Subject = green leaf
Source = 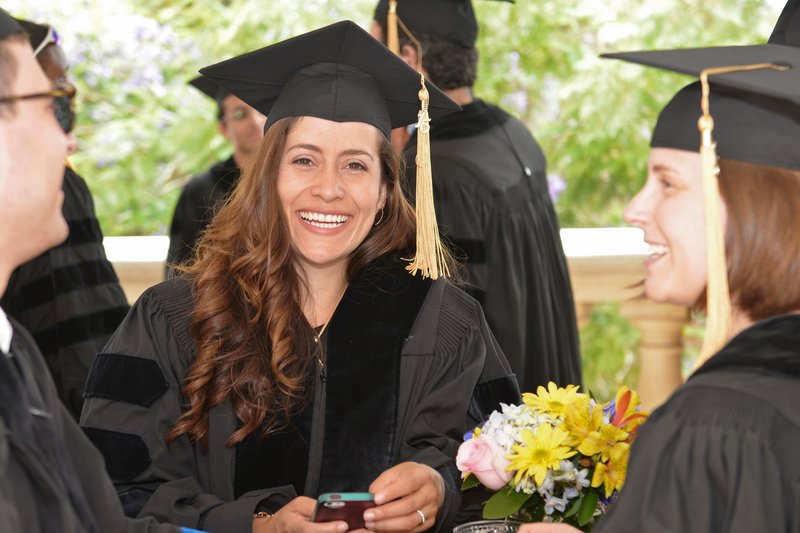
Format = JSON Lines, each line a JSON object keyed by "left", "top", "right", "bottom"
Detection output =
{"left": 461, "top": 474, "right": 480, "bottom": 491}
{"left": 483, "top": 487, "right": 532, "bottom": 519}
{"left": 577, "top": 490, "right": 600, "bottom": 527}
{"left": 564, "top": 494, "right": 583, "bottom": 518}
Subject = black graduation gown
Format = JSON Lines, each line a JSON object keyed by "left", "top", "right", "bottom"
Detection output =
{"left": 166, "top": 156, "right": 240, "bottom": 272}
{"left": 0, "top": 315, "right": 178, "bottom": 533}
{"left": 1, "top": 166, "right": 130, "bottom": 419}
{"left": 80, "top": 256, "right": 520, "bottom": 533}
{"left": 595, "top": 314, "right": 800, "bottom": 533}
{"left": 403, "top": 99, "right": 581, "bottom": 392}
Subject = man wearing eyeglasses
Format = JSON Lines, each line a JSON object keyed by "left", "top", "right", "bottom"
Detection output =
{"left": 0, "top": 17, "right": 130, "bottom": 422}
{"left": 165, "top": 77, "right": 266, "bottom": 274}
{"left": 0, "top": 10, "right": 186, "bottom": 533}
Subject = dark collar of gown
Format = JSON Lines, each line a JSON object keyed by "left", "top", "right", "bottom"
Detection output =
{"left": 690, "top": 313, "right": 800, "bottom": 381}
{"left": 407, "top": 98, "right": 511, "bottom": 143}
{"left": 234, "top": 254, "right": 432, "bottom": 496}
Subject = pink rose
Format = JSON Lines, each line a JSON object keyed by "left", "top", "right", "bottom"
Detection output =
{"left": 456, "top": 434, "right": 512, "bottom": 490}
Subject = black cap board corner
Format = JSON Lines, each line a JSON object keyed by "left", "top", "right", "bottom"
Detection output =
{"left": 0, "top": 9, "right": 23, "bottom": 40}
{"left": 188, "top": 75, "right": 231, "bottom": 106}
{"left": 199, "top": 20, "right": 461, "bottom": 137}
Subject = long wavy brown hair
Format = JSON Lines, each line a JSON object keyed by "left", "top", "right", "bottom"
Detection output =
{"left": 168, "top": 117, "right": 429, "bottom": 449}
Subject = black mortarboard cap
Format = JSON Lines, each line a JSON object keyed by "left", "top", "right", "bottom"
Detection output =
{"left": 188, "top": 76, "right": 230, "bottom": 106}
{"left": 373, "top": 0, "right": 512, "bottom": 49}
{"left": 602, "top": 44, "right": 800, "bottom": 170}
{"left": 770, "top": 0, "right": 800, "bottom": 46}
{"left": 200, "top": 20, "right": 460, "bottom": 137}
{"left": 0, "top": 9, "right": 22, "bottom": 40}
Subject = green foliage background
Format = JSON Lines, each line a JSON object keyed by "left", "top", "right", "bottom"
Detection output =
{"left": 8, "top": 0, "right": 783, "bottom": 397}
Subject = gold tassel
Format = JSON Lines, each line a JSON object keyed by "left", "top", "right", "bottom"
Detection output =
{"left": 406, "top": 74, "right": 449, "bottom": 280}
{"left": 691, "top": 63, "right": 786, "bottom": 370}
{"left": 695, "top": 111, "right": 731, "bottom": 368}
{"left": 387, "top": 0, "right": 399, "bottom": 55}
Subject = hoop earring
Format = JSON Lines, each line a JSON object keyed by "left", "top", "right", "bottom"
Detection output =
{"left": 373, "top": 208, "right": 384, "bottom": 226}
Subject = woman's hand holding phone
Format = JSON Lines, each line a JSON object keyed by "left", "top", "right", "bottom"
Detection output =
{"left": 363, "top": 462, "right": 445, "bottom": 532}
{"left": 252, "top": 496, "right": 349, "bottom": 533}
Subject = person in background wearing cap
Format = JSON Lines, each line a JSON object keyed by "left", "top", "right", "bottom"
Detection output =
{"left": 522, "top": 2, "right": 800, "bottom": 532}
{"left": 166, "top": 77, "right": 266, "bottom": 275}
{"left": 80, "top": 20, "right": 520, "bottom": 533}
{"left": 0, "top": 9, "right": 186, "bottom": 533}
{"left": 371, "top": 0, "right": 582, "bottom": 394}
{"left": 0, "top": 17, "right": 130, "bottom": 421}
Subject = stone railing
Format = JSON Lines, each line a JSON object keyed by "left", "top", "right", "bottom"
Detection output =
{"left": 104, "top": 228, "right": 689, "bottom": 411}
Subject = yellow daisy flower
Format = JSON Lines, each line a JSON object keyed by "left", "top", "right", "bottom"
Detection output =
{"left": 523, "top": 382, "right": 581, "bottom": 418}
{"left": 562, "top": 395, "right": 604, "bottom": 449}
{"left": 507, "top": 424, "right": 576, "bottom": 486}
{"left": 592, "top": 456, "right": 628, "bottom": 497}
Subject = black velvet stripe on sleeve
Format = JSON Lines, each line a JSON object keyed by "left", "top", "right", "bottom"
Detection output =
{"left": 12, "top": 259, "right": 122, "bottom": 308}
{"left": 32, "top": 305, "right": 130, "bottom": 354}
{"left": 82, "top": 426, "right": 152, "bottom": 481}
{"left": 84, "top": 353, "right": 169, "bottom": 407}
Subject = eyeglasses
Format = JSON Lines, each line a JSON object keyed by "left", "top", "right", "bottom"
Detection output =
{"left": 222, "top": 107, "right": 264, "bottom": 122}
{"left": 33, "top": 25, "right": 61, "bottom": 57}
{"left": 0, "top": 81, "right": 77, "bottom": 133}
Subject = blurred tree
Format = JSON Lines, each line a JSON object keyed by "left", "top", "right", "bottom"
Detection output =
{"left": 7, "top": 0, "right": 780, "bottom": 233}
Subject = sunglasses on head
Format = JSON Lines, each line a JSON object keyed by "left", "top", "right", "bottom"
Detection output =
{"left": 0, "top": 80, "right": 77, "bottom": 133}
{"left": 33, "top": 25, "right": 61, "bottom": 57}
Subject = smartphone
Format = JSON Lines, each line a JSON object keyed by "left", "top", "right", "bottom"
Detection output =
{"left": 312, "top": 492, "right": 376, "bottom": 530}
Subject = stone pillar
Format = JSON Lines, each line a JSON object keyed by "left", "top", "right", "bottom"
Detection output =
{"left": 619, "top": 300, "right": 689, "bottom": 411}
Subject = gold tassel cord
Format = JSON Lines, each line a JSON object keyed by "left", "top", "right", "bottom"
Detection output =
{"left": 693, "top": 62, "right": 788, "bottom": 369}
{"left": 406, "top": 74, "right": 449, "bottom": 280}
{"left": 387, "top": 0, "right": 399, "bottom": 55}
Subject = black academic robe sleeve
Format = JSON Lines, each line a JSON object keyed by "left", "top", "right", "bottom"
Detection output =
{"left": 400, "top": 281, "right": 520, "bottom": 529}
{"left": 594, "top": 384, "right": 800, "bottom": 533}
{"left": 1, "top": 320, "right": 178, "bottom": 533}
{"left": 80, "top": 284, "right": 293, "bottom": 533}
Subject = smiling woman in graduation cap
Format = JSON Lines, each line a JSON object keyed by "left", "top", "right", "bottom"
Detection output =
{"left": 521, "top": 6, "right": 800, "bottom": 533}
{"left": 79, "top": 20, "right": 520, "bottom": 533}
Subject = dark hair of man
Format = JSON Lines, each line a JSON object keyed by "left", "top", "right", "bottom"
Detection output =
{"left": 401, "top": 32, "right": 478, "bottom": 90}
{"left": 715, "top": 158, "right": 800, "bottom": 321}
{"left": 0, "top": 32, "right": 26, "bottom": 117}
{"left": 168, "top": 116, "right": 438, "bottom": 449}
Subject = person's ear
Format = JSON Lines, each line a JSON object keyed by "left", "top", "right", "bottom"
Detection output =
{"left": 399, "top": 43, "right": 420, "bottom": 71}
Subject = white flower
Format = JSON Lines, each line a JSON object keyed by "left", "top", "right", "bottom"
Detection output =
{"left": 575, "top": 468, "right": 591, "bottom": 488}
{"left": 544, "top": 495, "right": 568, "bottom": 515}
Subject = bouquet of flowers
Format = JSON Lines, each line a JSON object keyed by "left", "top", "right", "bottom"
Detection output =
{"left": 456, "top": 382, "right": 649, "bottom": 531}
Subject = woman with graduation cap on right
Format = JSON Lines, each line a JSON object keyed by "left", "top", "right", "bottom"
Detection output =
{"left": 522, "top": 2, "right": 800, "bottom": 532}
{"left": 80, "top": 20, "right": 519, "bottom": 533}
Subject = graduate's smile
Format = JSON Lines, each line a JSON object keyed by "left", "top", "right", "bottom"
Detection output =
{"left": 298, "top": 210, "right": 351, "bottom": 230}
{"left": 278, "top": 117, "right": 386, "bottom": 274}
